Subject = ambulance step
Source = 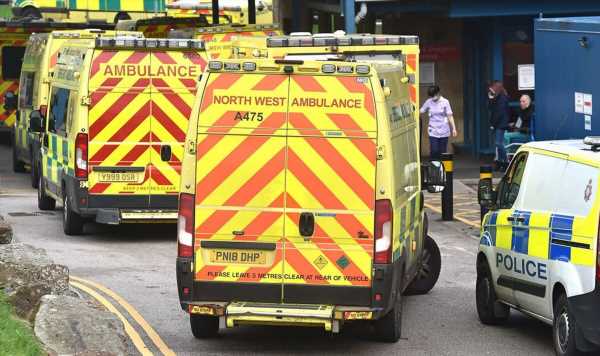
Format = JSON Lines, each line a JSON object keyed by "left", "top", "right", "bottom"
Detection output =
{"left": 225, "top": 302, "right": 336, "bottom": 332}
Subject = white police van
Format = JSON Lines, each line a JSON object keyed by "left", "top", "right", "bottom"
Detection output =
{"left": 476, "top": 138, "right": 600, "bottom": 356}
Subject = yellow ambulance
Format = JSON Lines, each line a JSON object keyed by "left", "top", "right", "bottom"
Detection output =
{"left": 30, "top": 36, "right": 207, "bottom": 235}
{"left": 176, "top": 42, "right": 446, "bottom": 340}
{"left": 1, "top": 20, "right": 114, "bottom": 142}
{"left": 13, "top": 29, "right": 141, "bottom": 188}
{"left": 12, "top": 0, "right": 167, "bottom": 23}
{"left": 166, "top": 0, "right": 274, "bottom": 24}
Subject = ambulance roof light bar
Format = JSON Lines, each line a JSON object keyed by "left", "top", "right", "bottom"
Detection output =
{"left": 267, "top": 34, "right": 418, "bottom": 48}
{"left": 208, "top": 60, "right": 370, "bottom": 74}
{"left": 95, "top": 37, "right": 205, "bottom": 50}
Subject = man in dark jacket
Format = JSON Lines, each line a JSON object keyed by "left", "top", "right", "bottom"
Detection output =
{"left": 488, "top": 81, "right": 510, "bottom": 171}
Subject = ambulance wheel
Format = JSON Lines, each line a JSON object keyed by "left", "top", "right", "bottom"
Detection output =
{"left": 404, "top": 235, "right": 441, "bottom": 295}
{"left": 476, "top": 262, "right": 509, "bottom": 325}
{"left": 37, "top": 175, "right": 55, "bottom": 211}
{"left": 374, "top": 266, "right": 404, "bottom": 342}
{"left": 190, "top": 314, "right": 219, "bottom": 338}
{"left": 63, "top": 191, "right": 84, "bottom": 236}
{"left": 553, "top": 293, "right": 580, "bottom": 356}
{"left": 30, "top": 153, "right": 39, "bottom": 188}
{"left": 21, "top": 6, "right": 42, "bottom": 19}
{"left": 12, "top": 146, "right": 25, "bottom": 173}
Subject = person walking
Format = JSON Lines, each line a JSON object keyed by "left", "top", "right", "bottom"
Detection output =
{"left": 504, "top": 94, "right": 534, "bottom": 145}
{"left": 420, "top": 85, "right": 457, "bottom": 160}
{"left": 487, "top": 81, "right": 511, "bottom": 171}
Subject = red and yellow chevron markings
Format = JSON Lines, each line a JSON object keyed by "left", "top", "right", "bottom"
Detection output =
{"left": 194, "top": 72, "right": 375, "bottom": 287}
{"left": 87, "top": 49, "right": 206, "bottom": 196}
{"left": 0, "top": 39, "right": 27, "bottom": 128}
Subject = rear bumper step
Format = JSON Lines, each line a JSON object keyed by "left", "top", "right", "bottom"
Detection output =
{"left": 95, "top": 209, "right": 178, "bottom": 224}
{"left": 188, "top": 302, "right": 378, "bottom": 332}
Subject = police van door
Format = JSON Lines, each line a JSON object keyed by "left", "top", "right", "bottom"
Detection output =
{"left": 488, "top": 152, "right": 530, "bottom": 304}
{"left": 283, "top": 73, "right": 376, "bottom": 306}
{"left": 148, "top": 49, "right": 204, "bottom": 210}
{"left": 513, "top": 152, "right": 568, "bottom": 317}
{"left": 193, "top": 71, "right": 289, "bottom": 302}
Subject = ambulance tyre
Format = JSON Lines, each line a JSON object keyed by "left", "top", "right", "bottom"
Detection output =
{"left": 404, "top": 235, "right": 441, "bottom": 295}
{"left": 476, "top": 261, "right": 509, "bottom": 325}
{"left": 190, "top": 314, "right": 219, "bottom": 338}
{"left": 30, "top": 153, "right": 38, "bottom": 188}
{"left": 12, "top": 146, "right": 25, "bottom": 173}
{"left": 38, "top": 175, "right": 55, "bottom": 211}
{"left": 374, "top": 266, "right": 404, "bottom": 343}
{"left": 63, "top": 191, "right": 84, "bottom": 236}
{"left": 553, "top": 292, "right": 580, "bottom": 356}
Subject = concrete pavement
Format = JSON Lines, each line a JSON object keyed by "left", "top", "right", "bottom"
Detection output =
{"left": 0, "top": 143, "right": 555, "bottom": 355}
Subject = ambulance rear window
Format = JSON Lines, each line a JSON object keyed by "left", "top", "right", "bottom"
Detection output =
{"left": 2, "top": 46, "right": 26, "bottom": 80}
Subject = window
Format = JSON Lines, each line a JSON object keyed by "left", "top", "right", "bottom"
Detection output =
{"left": 497, "top": 152, "right": 528, "bottom": 209}
{"left": 48, "top": 87, "right": 70, "bottom": 136}
{"left": 518, "top": 153, "right": 566, "bottom": 212}
{"left": 554, "top": 161, "right": 599, "bottom": 217}
{"left": 19, "top": 72, "right": 35, "bottom": 109}
{"left": 2, "top": 46, "right": 26, "bottom": 80}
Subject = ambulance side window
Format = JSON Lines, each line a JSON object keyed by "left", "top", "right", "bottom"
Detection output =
{"left": 48, "top": 87, "right": 70, "bottom": 137}
{"left": 497, "top": 152, "right": 528, "bottom": 209}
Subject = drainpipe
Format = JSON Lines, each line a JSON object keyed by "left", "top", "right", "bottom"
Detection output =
{"left": 344, "top": 0, "right": 355, "bottom": 34}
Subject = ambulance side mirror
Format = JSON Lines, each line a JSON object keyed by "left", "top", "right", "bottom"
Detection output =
{"left": 421, "top": 161, "right": 446, "bottom": 193}
{"left": 4, "top": 91, "right": 17, "bottom": 111}
{"left": 29, "top": 110, "right": 45, "bottom": 133}
{"left": 478, "top": 179, "right": 496, "bottom": 209}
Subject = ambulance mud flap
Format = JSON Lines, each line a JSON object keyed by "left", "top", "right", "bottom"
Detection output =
{"left": 225, "top": 302, "right": 338, "bottom": 332}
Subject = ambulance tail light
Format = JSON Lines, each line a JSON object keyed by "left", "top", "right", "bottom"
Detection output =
{"left": 374, "top": 199, "right": 393, "bottom": 264}
{"left": 178, "top": 193, "right": 195, "bottom": 258}
{"left": 74, "top": 133, "right": 88, "bottom": 179}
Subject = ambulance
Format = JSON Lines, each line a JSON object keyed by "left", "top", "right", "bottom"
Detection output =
{"left": 115, "top": 15, "right": 211, "bottom": 39}
{"left": 176, "top": 36, "right": 446, "bottom": 341}
{"left": 13, "top": 29, "right": 141, "bottom": 188}
{"left": 0, "top": 20, "right": 114, "bottom": 142}
{"left": 11, "top": 0, "right": 167, "bottom": 23}
{"left": 30, "top": 36, "right": 206, "bottom": 235}
{"left": 477, "top": 139, "right": 600, "bottom": 355}
{"left": 166, "top": 0, "right": 274, "bottom": 24}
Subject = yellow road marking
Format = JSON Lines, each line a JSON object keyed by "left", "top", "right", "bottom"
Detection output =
{"left": 71, "top": 276, "right": 176, "bottom": 356}
{"left": 69, "top": 281, "right": 153, "bottom": 356}
{"left": 424, "top": 203, "right": 480, "bottom": 228}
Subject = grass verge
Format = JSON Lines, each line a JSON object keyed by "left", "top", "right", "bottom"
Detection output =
{"left": 0, "top": 292, "right": 42, "bottom": 356}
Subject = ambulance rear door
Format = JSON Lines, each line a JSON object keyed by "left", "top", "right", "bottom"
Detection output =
{"left": 148, "top": 48, "right": 206, "bottom": 209}
{"left": 283, "top": 71, "right": 376, "bottom": 306}
{"left": 193, "top": 70, "right": 289, "bottom": 303}
{"left": 87, "top": 48, "right": 152, "bottom": 204}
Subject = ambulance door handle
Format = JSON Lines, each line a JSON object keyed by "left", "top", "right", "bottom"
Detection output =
{"left": 299, "top": 212, "right": 315, "bottom": 239}
{"left": 160, "top": 145, "right": 172, "bottom": 162}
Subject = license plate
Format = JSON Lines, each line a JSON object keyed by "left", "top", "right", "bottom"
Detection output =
{"left": 98, "top": 172, "right": 139, "bottom": 182}
{"left": 209, "top": 249, "right": 267, "bottom": 265}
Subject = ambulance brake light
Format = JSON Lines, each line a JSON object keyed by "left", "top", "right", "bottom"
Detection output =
{"left": 375, "top": 199, "right": 393, "bottom": 264}
{"left": 75, "top": 133, "right": 88, "bottom": 179}
{"left": 178, "top": 193, "right": 195, "bottom": 258}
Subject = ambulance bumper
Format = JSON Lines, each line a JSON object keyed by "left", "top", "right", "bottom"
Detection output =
{"left": 185, "top": 301, "right": 380, "bottom": 332}
{"left": 569, "top": 285, "right": 600, "bottom": 350}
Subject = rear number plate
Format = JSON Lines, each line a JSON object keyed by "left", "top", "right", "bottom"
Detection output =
{"left": 98, "top": 172, "right": 139, "bottom": 182}
{"left": 209, "top": 249, "right": 266, "bottom": 265}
